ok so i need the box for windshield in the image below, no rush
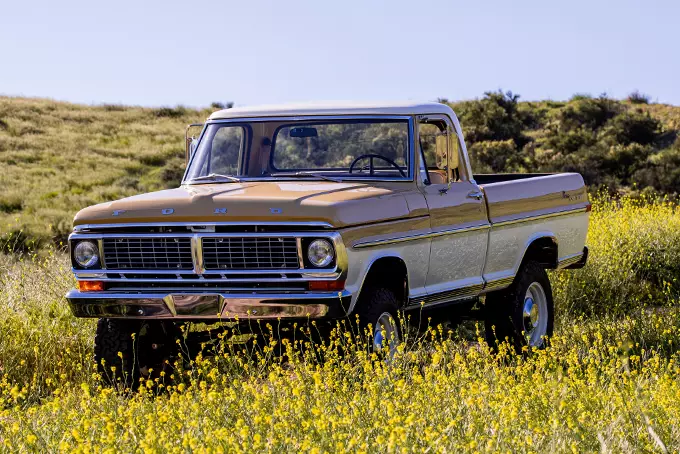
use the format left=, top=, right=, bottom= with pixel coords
left=184, top=118, right=412, bottom=183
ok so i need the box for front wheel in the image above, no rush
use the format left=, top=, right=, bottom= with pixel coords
left=355, top=287, right=403, bottom=357
left=94, top=319, right=181, bottom=388
left=484, top=261, right=554, bottom=352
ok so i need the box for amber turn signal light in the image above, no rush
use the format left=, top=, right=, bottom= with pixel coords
left=308, top=280, right=345, bottom=291
left=77, top=280, right=105, bottom=292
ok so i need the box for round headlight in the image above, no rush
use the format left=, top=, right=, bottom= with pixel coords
left=74, top=241, right=99, bottom=268
left=307, top=239, right=334, bottom=268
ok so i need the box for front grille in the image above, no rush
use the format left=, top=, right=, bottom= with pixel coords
left=103, top=238, right=194, bottom=270
left=202, top=237, right=299, bottom=270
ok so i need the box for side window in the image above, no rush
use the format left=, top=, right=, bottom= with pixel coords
left=209, top=126, right=244, bottom=175
left=418, top=120, right=460, bottom=184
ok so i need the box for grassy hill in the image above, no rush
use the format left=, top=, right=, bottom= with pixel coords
left=1, top=93, right=679, bottom=249
left=0, top=97, right=214, bottom=249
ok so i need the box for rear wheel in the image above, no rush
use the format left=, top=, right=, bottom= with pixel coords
left=484, top=261, right=554, bottom=352
left=94, top=319, right=181, bottom=389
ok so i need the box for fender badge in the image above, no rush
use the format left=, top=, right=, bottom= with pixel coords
left=162, top=208, right=174, bottom=215
left=112, top=210, right=126, bottom=216
left=270, top=208, right=282, bottom=214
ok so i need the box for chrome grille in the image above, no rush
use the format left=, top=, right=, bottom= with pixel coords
left=102, top=238, right=193, bottom=270
left=202, top=237, right=299, bottom=270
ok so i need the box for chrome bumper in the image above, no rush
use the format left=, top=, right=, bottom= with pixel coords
left=66, top=290, right=352, bottom=320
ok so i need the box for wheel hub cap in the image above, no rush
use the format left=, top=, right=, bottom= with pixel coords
left=523, top=282, right=548, bottom=347
left=373, top=312, right=400, bottom=355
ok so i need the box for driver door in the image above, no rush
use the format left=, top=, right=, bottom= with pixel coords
left=418, top=116, right=489, bottom=301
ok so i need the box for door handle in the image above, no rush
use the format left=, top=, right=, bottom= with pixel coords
left=467, top=190, right=484, bottom=200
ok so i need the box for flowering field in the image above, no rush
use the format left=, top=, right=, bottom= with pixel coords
left=1, top=197, right=680, bottom=452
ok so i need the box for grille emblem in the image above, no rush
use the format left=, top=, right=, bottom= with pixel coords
left=270, top=208, right=282, bottom=214
left=162, top=208, right=174, bottom=215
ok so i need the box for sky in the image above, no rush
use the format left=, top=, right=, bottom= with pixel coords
left=1, top=0, right=679, bottom=108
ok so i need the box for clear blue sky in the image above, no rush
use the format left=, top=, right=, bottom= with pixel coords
left=1, top=0, right=678, bottom=107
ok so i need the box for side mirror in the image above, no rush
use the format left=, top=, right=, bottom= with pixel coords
left=185, top=123, right=204, bottom=166
left=435, top=133, right=452, bottom=185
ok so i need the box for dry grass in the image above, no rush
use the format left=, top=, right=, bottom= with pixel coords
left=0, top=97, right=209, bottom=249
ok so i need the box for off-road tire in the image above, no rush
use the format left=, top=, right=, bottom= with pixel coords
left=94, top=319, right=181, bottom=389
left=484, top=261, right=554, bottom=353
left=355, top=287, right=402, bottom=353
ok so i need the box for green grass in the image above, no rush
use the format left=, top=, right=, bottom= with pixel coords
left=1, top=198, right=680, bottom=451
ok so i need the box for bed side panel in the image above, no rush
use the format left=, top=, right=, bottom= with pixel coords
left=481, top=173, right=588, bottom=223
left=480, top=173, right=589, bottom=292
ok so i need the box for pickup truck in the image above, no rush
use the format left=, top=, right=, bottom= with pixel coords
left=66, top=102, right=590, bottom=383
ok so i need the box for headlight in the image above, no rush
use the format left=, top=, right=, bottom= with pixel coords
left=74, top=241, right=99, bottom=268
left=307, top=239, right=334, bottom=268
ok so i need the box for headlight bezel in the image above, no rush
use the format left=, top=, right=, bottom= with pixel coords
left=72, top=240, right=100, bottom=269
left=306, top=238, right=335, bottom=268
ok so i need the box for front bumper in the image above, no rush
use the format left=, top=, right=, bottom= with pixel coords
left=66, top=290, right=352, bottom=320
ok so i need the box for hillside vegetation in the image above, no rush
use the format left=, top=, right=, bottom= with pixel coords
left=1, top=93, right=680, bottom=249
left=2, top=197, right=680, bottom=451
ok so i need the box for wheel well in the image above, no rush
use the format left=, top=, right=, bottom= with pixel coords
left=521, top=237, right=558, bottom=270
left=359, top=257, right=408, bottom=307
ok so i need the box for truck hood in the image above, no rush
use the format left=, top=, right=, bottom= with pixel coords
left=73, top=181, right=418, bottom=228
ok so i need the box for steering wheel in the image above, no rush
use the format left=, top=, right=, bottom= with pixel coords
left=349, top=154, right=406, bottom=177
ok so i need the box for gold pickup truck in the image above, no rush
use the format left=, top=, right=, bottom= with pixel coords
left=67, top=102, right=589, bottom=381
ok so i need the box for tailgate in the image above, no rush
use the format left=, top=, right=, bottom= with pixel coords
left=480, top=173, right=589, bottom=224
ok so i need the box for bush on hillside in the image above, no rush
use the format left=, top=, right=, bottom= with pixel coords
left=468, top=139, right=520, bottom=173
left=628, top=90, right=650, bottom=104
left=557, top=95, right=621, bottom=131
left=603, top=111, right=660, bottom=146
left=154, top=106, right=188, bottom=118
left=455, top=90, right=531, bottom=149
left=210, top=101, right=234, bottom=110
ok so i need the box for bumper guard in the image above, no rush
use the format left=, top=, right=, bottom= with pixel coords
left=66, top=290, right=352, bottom=320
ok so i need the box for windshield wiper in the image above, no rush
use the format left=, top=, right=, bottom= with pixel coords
left=270, top=171, right=342, bottom=183
left=186, top=173, right=242, bottom=184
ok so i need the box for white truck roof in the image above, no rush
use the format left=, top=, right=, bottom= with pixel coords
left=208, top=101, right=455, bottom=120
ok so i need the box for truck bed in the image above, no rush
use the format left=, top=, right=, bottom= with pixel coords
left=473, top=173, right=552, bottom=185
left=477, top=172, right=589, bottom=224
left=476, top=172, right=590, bottom=286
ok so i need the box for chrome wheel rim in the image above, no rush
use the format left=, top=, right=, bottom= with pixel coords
left=373, top=312, right=400, bottom=355
left=522, top=282, right=548, bottom=347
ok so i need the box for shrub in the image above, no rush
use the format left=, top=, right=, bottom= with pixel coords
left=0, top=193, right=22, bottom=213
left=544, top=127, right=596, bottom=154
left=570, top=93, right=592, bottom=101
left=210, top=101, right=234, bottom=110
left=159, top=158, right=186, bottom=186
left=468, top=139, right=519, bottom=172
left=628, top=90, right=650, bottom=104
left=557, top=94, right=622, bottom=131
left=101, top=104, right=127, bottom=112
left=139, top=153, right=167, bottom=166
left=456, top=90, right=531, bottom=148
left=154, top=106, right=187, bottom=118
left=604, top=111, right=660, bottom=146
